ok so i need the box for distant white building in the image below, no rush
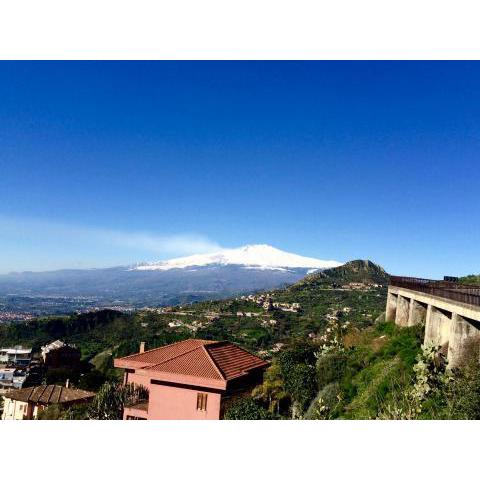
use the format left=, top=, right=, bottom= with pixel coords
left=0, top=367, right=27, bottom=395
left=0, top=347, right=32, bottom=367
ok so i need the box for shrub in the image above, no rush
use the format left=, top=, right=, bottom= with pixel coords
left=37, top=404, right=65, bottom=420
left=78, top=369, right=108, bottom=392
left=304, top=382, right=341, bottom=420
left=316, top=352, right=347, bottom=389
left=224, top=398, right=272, bottom=420
left=63, top=403, right=91, bottom=420
left=286, top=363, right=318, bottom=416
left=378, top=344, right=450, bottom=420
left=45, top=367, right=80, bottom=386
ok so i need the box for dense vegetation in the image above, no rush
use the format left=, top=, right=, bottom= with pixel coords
left=4, top=259, right=480, bottom=420
left=185, top=260, right=389, bottom=350
left=0, top=260, right=389, bottom=396
left=227, top=320, right=480, bottom=420
left=0, top=309, right=192, bottom=384
left=226, top=320, right=423, bottom=419
left=459, top=274, right=480, bottom=286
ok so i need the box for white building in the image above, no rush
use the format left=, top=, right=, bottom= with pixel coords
left=0, top=367, right=28, bottom=395
left=0, top=347, right=32, bottom=367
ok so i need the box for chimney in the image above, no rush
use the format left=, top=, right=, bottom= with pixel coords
left=65, top=379, right=70, bottom=389
left=139, top=342, right=145, bottom=354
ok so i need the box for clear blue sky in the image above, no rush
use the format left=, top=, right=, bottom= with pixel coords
left=1, top=61, right=479, bottom=277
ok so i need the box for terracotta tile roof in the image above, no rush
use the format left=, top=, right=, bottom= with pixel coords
left=3, top=385, right=95, bottom=404
left=145, top=346, right=223, bottom=379
left=119, top=339, right=216, bottom=367
left=116, top=339, right=268, bottom=381
left=206, top=342, right=269, bottom=380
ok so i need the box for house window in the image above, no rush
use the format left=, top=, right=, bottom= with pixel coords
left=196, top=393, right=208, bottom=411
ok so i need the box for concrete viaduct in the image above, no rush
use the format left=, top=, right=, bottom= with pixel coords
left=386, top=276, right=480, bottom=368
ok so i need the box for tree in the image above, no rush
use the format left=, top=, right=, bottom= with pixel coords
left=45, top=367, right=80, bottom=386
left=278, top=342, right=318, bottom=418
left=78, top=369, right=108, bottom=392
left=88, top=382, right=148, bottom=420
left=37, top=404, right=65, bottom=420
left=252, top=361, right=288, bottom=415
left=224, top=398, right=272, bottom=420
left=63, top=403, right=91, bottom=420
left=278, top=341, right=317, bottom=369
left=286, top=363, right=317, bottom=417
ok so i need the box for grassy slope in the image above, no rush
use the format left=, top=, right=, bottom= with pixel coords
left=332, top=322, right=423, bottom=419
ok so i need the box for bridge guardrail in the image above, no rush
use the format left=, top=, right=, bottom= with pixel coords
left=390, top=276, right=480, bottom=307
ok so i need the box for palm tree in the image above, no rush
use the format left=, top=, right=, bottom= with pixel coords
left=252, top=361, right=287, bottom=415
left=88, top=382, right=148, bottom=420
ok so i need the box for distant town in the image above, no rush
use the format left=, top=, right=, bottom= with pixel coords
left=0, top=295, right=137, bottom=323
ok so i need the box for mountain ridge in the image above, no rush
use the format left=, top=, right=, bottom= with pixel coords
left=134, top=244, right=342, bottom=272
left=0, top=245, right=343, bottom=308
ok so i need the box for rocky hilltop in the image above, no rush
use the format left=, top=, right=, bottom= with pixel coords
left=294, top=259, right=390, bottom=289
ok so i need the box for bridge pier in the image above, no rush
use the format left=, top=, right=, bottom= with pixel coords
left=448, top=314, right=480, bottom=369
left=395, top=295, right=410, bottom=327
left=386, top=292, right=397, bottom=322
left=408, top=299, right=427, bottom=326
left=387, top=280, right=480, bottom=368
left=424, top=306, right=451, bottom=349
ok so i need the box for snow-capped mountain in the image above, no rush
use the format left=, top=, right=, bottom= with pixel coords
left=0, top=245, right=343, bottom=309
left=134, top=244, right=342, bottom=272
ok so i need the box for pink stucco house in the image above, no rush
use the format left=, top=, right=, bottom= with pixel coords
left=114, top=339, right=269, bottom=420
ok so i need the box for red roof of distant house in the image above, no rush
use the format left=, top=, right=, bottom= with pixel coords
left=115, top=339, right=268, bottom=381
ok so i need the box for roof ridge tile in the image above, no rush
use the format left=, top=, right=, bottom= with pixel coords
left=119, top=338, right=217, bottom=363
left=147, top=343, right=206, bottom=368
left=201, top=345, right=226, bottom=380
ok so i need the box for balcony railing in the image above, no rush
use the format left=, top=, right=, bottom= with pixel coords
left=390, top=276, right=480, bottom=307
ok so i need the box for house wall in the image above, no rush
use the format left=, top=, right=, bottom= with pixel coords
left=124, top=370, right=151, bottom=390
left=1, top=398, right=29, bottom=420
left=145, top=383, right=221, bottom=420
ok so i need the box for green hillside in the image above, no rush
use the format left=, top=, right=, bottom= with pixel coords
left=0, top=259, right=388, bottom=359
left=295, top=259, right=390, bottom=287
left=3, top=259, right=480, bottom=420
left=0, top=259, right=395, bottom=418
left=269, top=259, right=388, bottom=334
